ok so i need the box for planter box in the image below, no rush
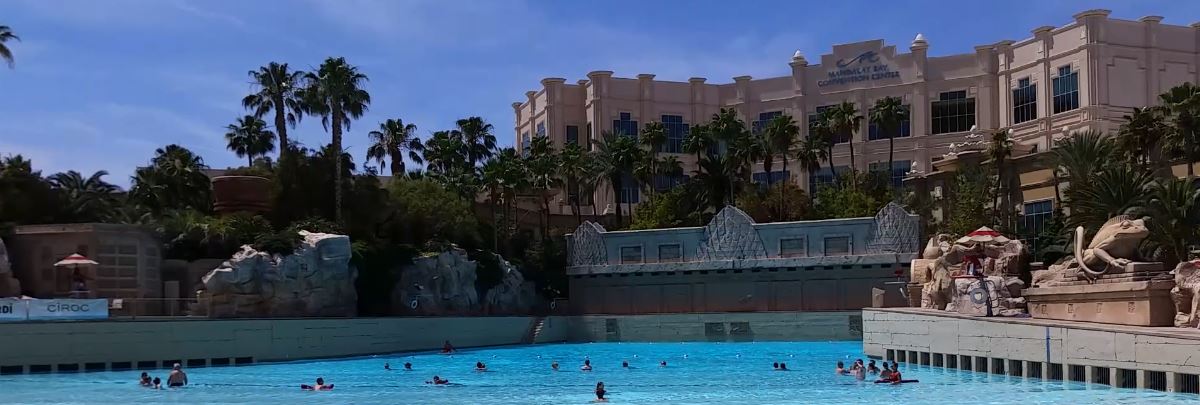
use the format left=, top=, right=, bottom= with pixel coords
left=211, top=176, right=270, bottom=214
left=1023, top=280, right=1176, bottom=326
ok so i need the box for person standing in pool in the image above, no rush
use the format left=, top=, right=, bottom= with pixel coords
left=139, top=372, right=152, bottom=387
left=384, top=363, right=392, bottom=371
left=552, top=361, right=560, bottom=371
left=442, top=340, right=455, bottom=353
left=659, top=361, right=667, bottom=367
left=835, top=361, right=847, bottom=375
left=594, top=382, right=608, bottom=402
left=427, top=375, right=450, bottom=385
left=772, top=362, right=779, bottom=370
left=475, top=361, right=487, bottom=371
left=581, top=360, right=592, bottom=371
left=621, top=361, right=629, bottom=369
left=167, top=363, right=187, bottom=387
left=152, top=377, right=162, bottom=389
left=778, top=363, right=789, bottom=371
left=867, top=360, right=880, bottom=374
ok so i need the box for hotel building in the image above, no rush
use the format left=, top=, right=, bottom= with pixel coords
left=512, top=9, right=1200, bottom=224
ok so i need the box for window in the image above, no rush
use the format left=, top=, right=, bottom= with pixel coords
left=566, top=125, right=579, bottom=145
left=1012, top=77, right=1038, bottom=124
left=619, top=172, right=639, bottom=204
left=661, top=115, right=687, bottom=153
left=652, top=173, right=688, bottom=192
left=808, top=166, right=849, bottom=192
left=536, top=121, right=546, bottom=138
left=658, top=244, right=682, bottom=262
left=620, top=246, right=644, bottom=264
left=780, top=238, right=807, bottom=258
left=824, top=236, right=852, bottom=255
left=752, top=111, right=783, bottom=134
left=752, top=170, right=789, bottom=190
left=613, top=112, right=638, bottom=139
left=1052, top=65, right=1079, bottom=114
left=868, top=160, right=912, bottom=188
left=867, top=105, right=911, bottom=140
left=1022, top=200, right=1054, bottom=252
left=521, top=131, right=531, bottom=156
left=931, top=91, right=975, bottom=134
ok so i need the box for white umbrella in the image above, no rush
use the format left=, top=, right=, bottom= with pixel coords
left=54, top=253, right=99, bottom=267
left=955, top=227, right=1011, bottom=244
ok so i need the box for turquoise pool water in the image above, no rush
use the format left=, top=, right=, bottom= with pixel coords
left=1, top=341, right=1193, bottom=404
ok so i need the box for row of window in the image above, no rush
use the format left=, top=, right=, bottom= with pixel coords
left=1012, top=65, right=1080, bottom=125
left=617, top=236, right=854, bottom=264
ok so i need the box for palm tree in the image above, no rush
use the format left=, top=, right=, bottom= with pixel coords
left=1051, top=130, right=1116, bottom=217
left=682, top=123, right=715, bottom=163
left=1144, top=178, right=1200, bottom=266
left=224, top=115, right=276, bottom=166
left=303, top=57, right=371, bottom=223
left=763, top=114, right=800, bottom=217
left=457, top=116, right=497, bottom=167
left=243, top=62, right=306, bottom=161
left=1160, top=83, right=1200, bottom=177
left=366, top=118, right=423, bottom=177
left=692, top=154, right=736, bottom=213
left=1064, top=163, right=1153, bottom=232
left=49, top=170, right=119, bottom=221
left=559, top=142, right=593, bottom=225
left=986, top=129, right=1014, bottom=228
left=592, top=131, right=643, bottom=227
left=527, top=136, right=561, bottom=239
left=869, top=96, right=907, bottom=178
left=811, top=110, right=838, bottom=180
left=0, top=26, right=18, bottom=68
left=827, top=101, right=863, bottom=177
left=130, top=145, right=212, bottom=215
left=422, top=130, right=467, bottom=175
left=1117, top=106, right=1169, bottom=167
left=711, top=108, right=753, bottom=202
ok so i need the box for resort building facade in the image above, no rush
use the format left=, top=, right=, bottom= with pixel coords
left=512, top=9, right=1200, bottom=220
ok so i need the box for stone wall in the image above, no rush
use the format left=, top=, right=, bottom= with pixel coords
left=0, top=316, right=564, bottom=373
left=864, top=308, right=1200, bottom=387
left=567, top=311, right=864, bottom=342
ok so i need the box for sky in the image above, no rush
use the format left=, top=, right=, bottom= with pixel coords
left=2, top=0, right=1198, bottom=187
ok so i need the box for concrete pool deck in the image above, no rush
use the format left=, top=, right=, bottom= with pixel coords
left=863, top=308, right=1200, bottom=393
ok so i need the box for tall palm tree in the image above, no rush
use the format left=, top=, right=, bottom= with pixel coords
left=1117, top=106, right=1169, bottom=167
left=811, top=110, right=838, bottom=180
left=457, top=116, right=497, bottom=167
left=682, top=123, right=715, bottom=163
left=1064, top=163, right=1153, bottom=232
left=764, top=114, right=800, bottom=216
left=986, top=129, right=1014, bottom=228
left=1160, top=82, right=1200, bottom=177
left=0, top=26, right=19, bottom=68
left=422, top=130, right=467, bottom=175
left=303, top=57, right=371, bottom=223
left=710, top=108, right=753, bottom=202
left=224, top=115, right=276, bottom=166
left=366, top=118, right=423, bottom=177
left=795, top=135, right=828, bottom=202
left=130, top=145, right=212, bottom=215
left=592, top=131, right=643, bottom=226
left=527, top=136, right=561, bottom=239
left=1051, top=130, right=1116, bottom=186
left=826, top=101, right=863, bottom=177
left=243, top=62, right=306, bottom=161
left=869, top=96, right=907, bottom=178
left=49, top=170, right=119, bottom=221
left=559, top=142, right=593, bottom=226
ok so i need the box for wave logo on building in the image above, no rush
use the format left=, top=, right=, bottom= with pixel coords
left=836, top=51, right=881, bottom=68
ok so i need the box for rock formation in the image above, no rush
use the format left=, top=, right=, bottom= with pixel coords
left=391, top=247, right=541, bottom=316
left=0, top=237, right=19, bottom=297
left=914, top=232, right=1028, bottom=315
left=1171, top=260, right=1200, bottom=328
left=198, top=231, right=357, bottom=318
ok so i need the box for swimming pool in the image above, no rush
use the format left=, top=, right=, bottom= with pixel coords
left=1, top=341, right=1192, bottom=404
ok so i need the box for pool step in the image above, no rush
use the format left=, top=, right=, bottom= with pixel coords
left=522, top=316, right=547, bottom=344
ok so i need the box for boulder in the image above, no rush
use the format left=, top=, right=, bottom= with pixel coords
left=484, top=258, right=539, bottom=314
left=391, top=247, right=542, bottom=316
left=947, top=276, right=1026, bottom=317
left=198, top=231, right=357, bottom=318
left=0, top=238, right=20, bottom=297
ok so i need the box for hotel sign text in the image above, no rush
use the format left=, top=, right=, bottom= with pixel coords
left=818, top=51, right=901, bottom=87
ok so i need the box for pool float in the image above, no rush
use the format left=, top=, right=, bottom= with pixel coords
left=300, top=384, right=334, bottom=391
left=873, top=379, right=919, bottom=384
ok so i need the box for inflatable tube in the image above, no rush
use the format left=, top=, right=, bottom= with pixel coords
left=874, top=379, right=919, bottom=384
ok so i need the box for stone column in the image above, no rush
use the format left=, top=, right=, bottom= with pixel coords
left=587, top=70, right=614, bottom=134
left=511, top=102, right=524, bottom=148
left=974, top=45, right=999, bottom=131
left=1084, top=365, right=1095, bottom=384
left=1141, top=16, right=1163, bottom=106
left=909, top=34, right=930, bottom=173
left=689, top=77, right=707, bottom=125
left=733, top=75, right=753, bottom=116
left=638, top=73, right=656, bottom=126
left=995, top=40, right=1015, bottom=128
left=1073, top=9, right=1111, bottom=108
left=1137, top=369, right=1148, bottom=389
left=541, top=77, right=566, bottom=146
left=1032, top=25, right=1054, bottom=133
left=1167, top=371, right=1178, bottom=392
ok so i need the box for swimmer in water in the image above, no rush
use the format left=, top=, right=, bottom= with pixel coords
left=384, top=363, right=392, bottom=371
left=867, top=360, right=880, bottom=374
left=581, top=359, right=593, bottom=371
left=442, top=340, right=455, bottom=354
left=595, top=382, right=608, bottom=402
left=475, top=361, right=487, bottom=371
left=835, top=361, right=848, bottom=375
left=778, top=363, right=788, bottom=371
left=622, top=361, right=629, bottom=369
left=552, top=361, right=560, bottom=371
left=659, top=361, right=667, bottom=367
left=426, top=375, right=450, bottom=385
left=139, top=372, right=152, bottom=387
left=152, top=377, right=161, bottom=389
left=772, top=362, right=779, bottom=370
left=303, top=377, right=331, bottom=391
left=404, top=362, right=413, bottom=371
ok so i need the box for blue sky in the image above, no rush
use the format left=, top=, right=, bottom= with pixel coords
left=2, top=0, right=1197, bottom=187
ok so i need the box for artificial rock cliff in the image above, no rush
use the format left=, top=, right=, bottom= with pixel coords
left=391, top=247, right=539, bottom=316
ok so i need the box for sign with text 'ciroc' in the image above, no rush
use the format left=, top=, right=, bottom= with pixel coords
left=26, top=299, right=108, bottom=320
left=0, top=298, right=26, bottom=321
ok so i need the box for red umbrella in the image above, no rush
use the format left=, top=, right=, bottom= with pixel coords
left=955, top=227, right=1011, bottom=244
left=54, top=253, right=99, bottom=267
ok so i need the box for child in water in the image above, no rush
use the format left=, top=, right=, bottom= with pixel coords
left=594, top=382, right=608, bottom=402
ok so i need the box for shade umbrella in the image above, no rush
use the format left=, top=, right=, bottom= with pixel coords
left=955, top=227, right=1011, bottom=244
left=54, top=253, right=99, bottom=267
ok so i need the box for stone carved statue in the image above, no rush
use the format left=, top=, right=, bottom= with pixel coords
left=1171, top=261, right=1200, bottom=328
left=199, top=231, right=358, bottom=318
left=1031, top=216, right=1151, bottom=287
left=915, top=230, right=1028, bottom=315
left=919, top=239, right=978, bottom=310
